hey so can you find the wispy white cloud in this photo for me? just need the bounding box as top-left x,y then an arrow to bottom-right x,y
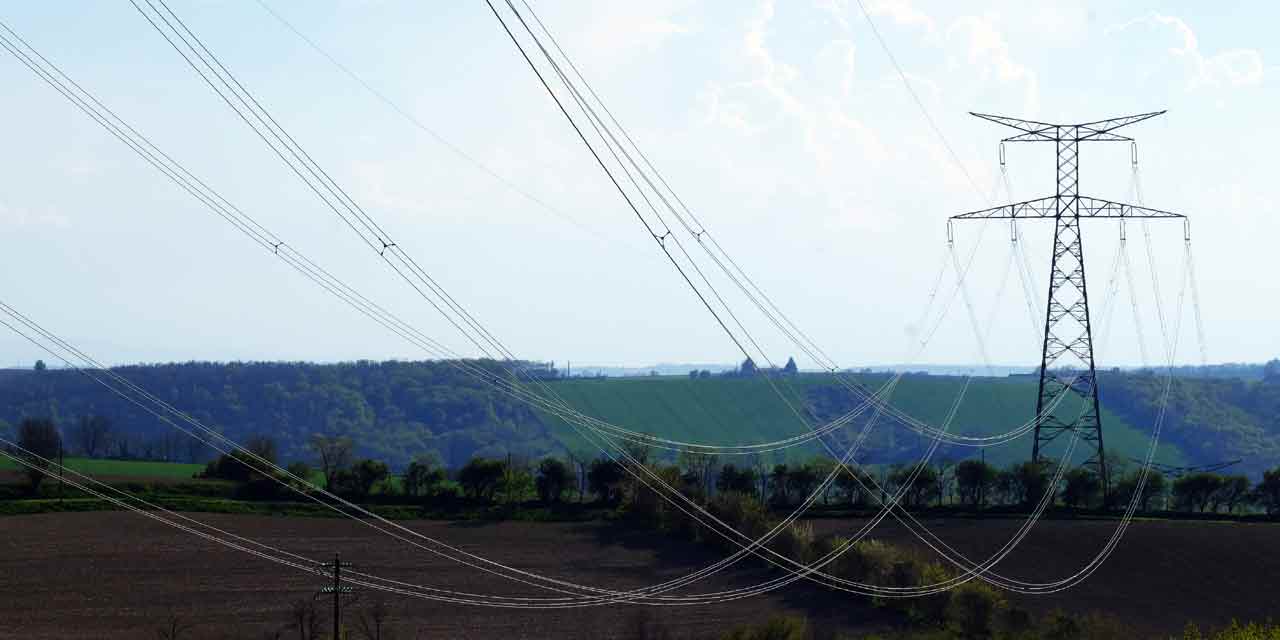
946,14 -> 1040,116
0,201 -> 70,229
1107,13 -> 1264,90
864,0 -> 937,36
576,1 -> 696,65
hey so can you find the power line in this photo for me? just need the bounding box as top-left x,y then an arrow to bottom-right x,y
250,0 -> 628,251
5,3 -> 1197,602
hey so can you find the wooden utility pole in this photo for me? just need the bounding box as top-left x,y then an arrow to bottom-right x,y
318,553 -> 354,639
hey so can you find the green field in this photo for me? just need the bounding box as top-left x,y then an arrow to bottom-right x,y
536,374 -> 1186,470
0,456 -> 203,480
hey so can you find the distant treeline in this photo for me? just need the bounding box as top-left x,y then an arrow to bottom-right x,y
0,359 -> 561,469
2,358 -> 1280,476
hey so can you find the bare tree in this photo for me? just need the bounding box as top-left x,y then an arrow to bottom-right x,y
565,449 -> 589,502
356,596 -> 394,640
154,610 -> 195,640
18,418 -> 61,493
185,437 -> 206,464
112,435 -> 135,460
72,415 -> 112,458
677,451 -> 719,498
309,434 -> 354,489
289,599 -> 320,640
748,453 -> 770,499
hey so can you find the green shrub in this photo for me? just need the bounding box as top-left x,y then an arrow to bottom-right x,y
721,615 -> 811,640
707,491 -> 772,551
1186,620 -> 1280,640
944,581 -> 1006,638
769,521 -> 815,564
900,561 -> 951,625
1040,608 -> 1082,640
841,539 -> 899,589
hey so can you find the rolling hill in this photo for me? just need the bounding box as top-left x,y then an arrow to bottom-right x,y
0,361 -> 1275,474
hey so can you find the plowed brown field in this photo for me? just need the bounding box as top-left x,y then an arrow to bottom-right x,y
2,512 -> 1276,639
807,516 -> 1280,636
0,512 -> 889,639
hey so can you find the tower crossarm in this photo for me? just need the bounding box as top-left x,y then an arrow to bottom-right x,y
970,110 -> 1166,143
970,113 -> 1058,141
1076,196 -> 1184,219
1076,111 -> 1166,138
950,196 -> 1056,220
951,195 -> 1184,220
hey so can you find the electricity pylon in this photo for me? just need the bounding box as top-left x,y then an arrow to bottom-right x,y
949,111 -> 1188,492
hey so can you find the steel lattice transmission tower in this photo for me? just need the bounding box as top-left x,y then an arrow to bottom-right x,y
950,112 -> 1188,491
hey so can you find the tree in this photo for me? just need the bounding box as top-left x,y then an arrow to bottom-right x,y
1172,473 -> 1224,512
787,465 -> 820,505
404,455 -> 446,498
955,460 -> 998,507
587,458 -> 625,504
201,453 -> 253,483
289,598 -> 321,640
459,457 -> 505,501
715,464 -> 758,496
565,449 -> 590,502
1263,358 -> 1280,383
286,462 -> 313,488
739,357 -> 758,377
17,418 -> 61,493
337,459 -> 389,499
992,470 -> 1019,506
354,596 -> 392,640
1061,469 -> 1102,509
33,359 -> 46,372
1114,470 -> 1167,511
244,434 -> 279,466
71,415 -> 112,458
782,357 -> 798,376
834,466 -> 875,506
678,451 -> 718,498
498,457 -> 535,503
535,457 -> 572,503
748,454 -> 771,500
309,434 -> 353,489
1254,467 -> 1280,515
1010,461 -> 1051,508
1213,475 -> 1251,513
154,610 -> 196,640
808,457 -> 838,505
1140,471 -> 1168,511
889,463 -> 939,508
769,464 -> 791,505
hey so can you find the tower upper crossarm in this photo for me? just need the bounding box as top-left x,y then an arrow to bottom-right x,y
970,113 -> 1058,142
970,110 -> 1166,142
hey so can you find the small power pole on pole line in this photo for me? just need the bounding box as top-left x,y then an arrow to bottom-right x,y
317,553 -> 355,639
950,111 -> 1190,495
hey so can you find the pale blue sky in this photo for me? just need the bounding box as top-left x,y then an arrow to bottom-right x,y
0,1 -> 1274,369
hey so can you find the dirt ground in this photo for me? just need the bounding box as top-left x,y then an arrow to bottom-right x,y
2,512 -> 1277,639
0,512 -> 892,640
807,515 -> 1280,636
